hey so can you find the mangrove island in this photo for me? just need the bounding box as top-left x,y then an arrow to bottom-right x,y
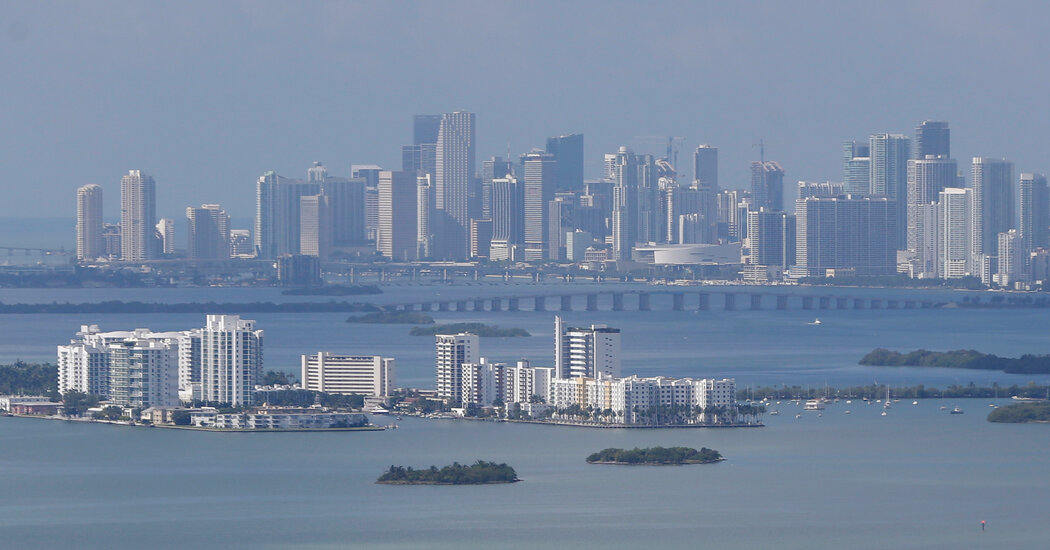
987,402 -> 1050,423
586,446 -> 723,465
859,348 -> 1050,375
377,461 -> 519,485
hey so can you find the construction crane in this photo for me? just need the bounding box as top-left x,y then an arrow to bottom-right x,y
632,136 -> 686,172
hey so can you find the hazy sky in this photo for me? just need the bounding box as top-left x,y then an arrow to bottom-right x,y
3,0 -> 1049,223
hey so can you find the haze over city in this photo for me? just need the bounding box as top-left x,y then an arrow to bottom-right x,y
4,0 -> 1050,219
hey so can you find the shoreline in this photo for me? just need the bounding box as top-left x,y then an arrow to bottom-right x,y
3,414 -> 385,433
376,479 -> 520,485
587,458 -> 726,466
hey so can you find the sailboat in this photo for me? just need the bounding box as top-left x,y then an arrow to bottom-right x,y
808,318 -> 822,325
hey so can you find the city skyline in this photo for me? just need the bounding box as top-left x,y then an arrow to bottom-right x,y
4,2 -> 1050,220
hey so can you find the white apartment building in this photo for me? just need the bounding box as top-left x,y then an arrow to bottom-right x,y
57,326 -> 183,408
460,359 -> 506,407
190,411 -> 366,429
548,376 -> 736,424
301,352 -> 395,397
435,333 -> 479,403
504,361 -> 553,404
199,315 -> 263,407
554,316 -> 621,379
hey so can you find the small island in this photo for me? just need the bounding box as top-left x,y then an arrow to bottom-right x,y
377,461 -> 519,485
282,285 -> 381,296
347,311 -> 435,324
987,402 -> 1050,423
408,322 -> 530,337
859,348 -> 1050,375
586,446 -> 723,465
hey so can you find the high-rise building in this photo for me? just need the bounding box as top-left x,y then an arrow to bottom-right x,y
76,184 -> 103,261
300,352 -> 395,397
435,332 -> 479,404
254,171 -> 319,259
636,154 -> 660,244
108,333 -> 180,408
186,204 -> 230,259
229,229 -> 253,257
548,194 -> 575,260
798,181 -> 845,199
413,114 -> 441,145
750,161 -> 784,212
376,171 -> 418,261
554,316 -> 621,379
521,150 -> 557,260
434,111 -> 475,259
937,187 -> 973,279
746,209 -> 795,271
156,218 -> 175,255
693,145 -> 718,189
842,140 -> 871,196
311,163 -> 367,248
915,121 -> 950,158
970,157 -> 1014,264
489,175 -> 523,261
546,133 -> 584,191
1019,173 -> 1049,254
995,230 -> 1024,287
869,133 -> 910,248
611,147 -> 639,261
794,196 -> 898,277
481,156 -> 512,220
307,161 -> 327,183
120,170 -> 157,261
199,315 -> 263,407
416,174 -> 433,259
666,186 -> 700,244
907,155 -> 957,253
299,195 -> 331,260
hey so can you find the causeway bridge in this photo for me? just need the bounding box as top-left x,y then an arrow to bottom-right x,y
377,289 -> 942,313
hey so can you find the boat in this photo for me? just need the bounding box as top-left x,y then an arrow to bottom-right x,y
950,407 -> 964,415
808,318 -> 822,325
844,410 -> 851,414
881,410 -> 887,416
804,399 -> 825,411
795,414 -> 802,419
912,401 -> 918,405
370,406 -> 390,415
939,405 -> 947,411
769,410 -> 780,416
883,387 -> 891,409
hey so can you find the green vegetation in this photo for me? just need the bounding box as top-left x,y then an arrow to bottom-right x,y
988,402 -> 1050,423
260,370 -> 297,386
62,391 -> 101,417
0,361 -> 58,396
377,461 -> 519,485
408,322 -> 530,337
92,406 -> 125,421
346,311 -> 435,324
860,348 -> 1050,374
282,285 -> 381,296
252,388 -> 366,409
586,446 -> 723,465
741,382 -> 1050,401
171,410 -> 193,426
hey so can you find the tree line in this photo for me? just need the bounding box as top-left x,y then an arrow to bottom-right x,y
377,461 -> 518,484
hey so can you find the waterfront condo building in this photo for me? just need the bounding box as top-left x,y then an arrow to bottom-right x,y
120,169 -> 157,261
434,333 -> 479,404
199,315 -> 263,407
301,352 -> 395,397
554,316 -> 621,379
76,184 -> 104,261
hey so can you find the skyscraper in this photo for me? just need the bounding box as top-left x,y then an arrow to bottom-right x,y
413,114 -> 441,145
750,161 -> 784,212
548,194 -> 575,260
693,145 -> 718,189
842,140 -> 871,196
299,194 -> 331,260
521,150 -> 557,260
434,111 -> 475,259
553,316 -> 621,379
120,169 -> 157,261
186,204 -> 230,259
199,315 -> 263,407
746,209 -> 795,271
489,175 -> 523,261
435,332 -> 479,404
907,155 -> 957,253
76,184 -> 103,261
869,133 -> 910,248
970,157 -> 1014,268
156,218 -> 175,255
546,133 -> 584,191
915,121 -> 950,158
1019,173 -> 1049,254
481,156 -> 512,220
377,171 -> 418,261
417,174 -> 433,259
254,172 -> 319,259
937,187 -> 972,279
610,147 -> 639,261
795,196 -> 897,277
